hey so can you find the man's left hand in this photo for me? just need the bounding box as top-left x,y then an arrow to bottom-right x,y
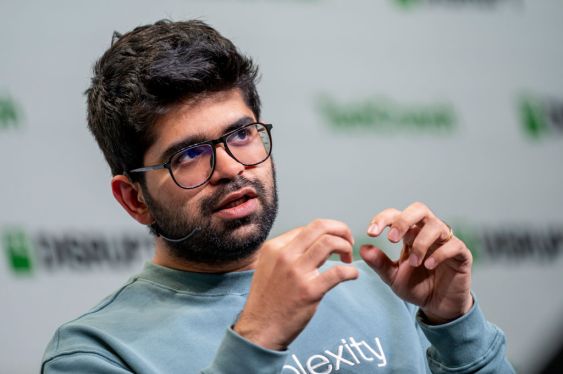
360,202 -> 473,324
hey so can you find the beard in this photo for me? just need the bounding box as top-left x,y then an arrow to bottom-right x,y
142,169 -> 278,266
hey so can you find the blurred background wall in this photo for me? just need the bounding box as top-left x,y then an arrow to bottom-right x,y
1,0 -> 562,372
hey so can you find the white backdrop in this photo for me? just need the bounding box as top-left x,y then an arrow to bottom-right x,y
1,0 -> 562,372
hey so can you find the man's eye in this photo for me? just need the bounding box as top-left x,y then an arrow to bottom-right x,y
175,146 -> 210,165
235,128 -> 250,140
229,127 -> 255,145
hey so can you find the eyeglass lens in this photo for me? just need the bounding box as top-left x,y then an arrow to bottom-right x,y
169,123 -> 271,188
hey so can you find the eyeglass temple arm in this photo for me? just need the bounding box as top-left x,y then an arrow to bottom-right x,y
128,164 -> 168,173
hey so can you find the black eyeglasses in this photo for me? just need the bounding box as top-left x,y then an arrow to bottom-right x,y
128,122 -> 273,189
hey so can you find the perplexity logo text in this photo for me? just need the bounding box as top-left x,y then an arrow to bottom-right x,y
283,336 -> 386,373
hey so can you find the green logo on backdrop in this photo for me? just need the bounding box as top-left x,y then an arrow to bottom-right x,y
2,226 -> 155,278
317,95 -> 457,134
392,0 -> 518,9
0,95 -> 22,130
3,229 -> 34,274
452,224 -> 481,264
519,96 -> 563,139
394,0 -> 421,8
449,223 -> 563,264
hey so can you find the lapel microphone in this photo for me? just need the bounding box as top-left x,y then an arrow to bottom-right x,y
151,223 -> 201,243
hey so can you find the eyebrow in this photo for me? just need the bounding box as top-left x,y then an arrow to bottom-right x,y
159,116 -> 256,163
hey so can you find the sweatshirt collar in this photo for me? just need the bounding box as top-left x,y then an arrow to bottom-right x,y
135,261 -> 254,295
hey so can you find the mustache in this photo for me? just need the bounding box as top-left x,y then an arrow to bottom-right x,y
199,175 -> 267,215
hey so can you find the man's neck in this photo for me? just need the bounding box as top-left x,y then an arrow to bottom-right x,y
152,244 -> 258,273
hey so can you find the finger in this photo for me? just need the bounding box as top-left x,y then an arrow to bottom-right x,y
367,208 -> 401,237
359,244 -> 397,286
266,227 -> 304,251
387,202 -> 433,243
316,265 -> 359,295
399,243 -> 411,263
258,227 -> 305,267
301,234 -> 354,268
409,218 -> 445,267
403,224 -> 422,247
423,237 -> 473,271
292,219 -> 354,253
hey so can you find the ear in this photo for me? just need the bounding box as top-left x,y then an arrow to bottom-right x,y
111,175 -> 153,225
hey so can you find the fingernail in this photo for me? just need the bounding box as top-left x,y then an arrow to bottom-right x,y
425,257 -> 436,270
409,254 -> 419,267
388,228 -> 400,242
368,224 -> 379,235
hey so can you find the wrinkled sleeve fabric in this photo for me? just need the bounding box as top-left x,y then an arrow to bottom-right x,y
415,298 -> 515,373
42,352 -> 133,373
44,328 -> 287,374
202,327 -> 289,374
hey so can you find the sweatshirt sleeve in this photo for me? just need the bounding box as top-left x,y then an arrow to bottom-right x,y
202,327 -> 289,374
415,297 -> 515,373
44,327 -> 288,374
42,351 -> 133,373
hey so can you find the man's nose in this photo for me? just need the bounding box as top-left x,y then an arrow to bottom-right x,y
208,145 -> 245,185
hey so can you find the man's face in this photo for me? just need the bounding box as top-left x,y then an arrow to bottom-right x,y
140,89 -> 278,265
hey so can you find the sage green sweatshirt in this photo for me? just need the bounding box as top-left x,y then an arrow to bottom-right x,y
42,261 -> 515,373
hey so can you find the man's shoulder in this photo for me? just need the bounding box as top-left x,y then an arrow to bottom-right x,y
42,276 -> 150,364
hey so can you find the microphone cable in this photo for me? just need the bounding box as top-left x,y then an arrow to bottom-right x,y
151,223 -> 201,243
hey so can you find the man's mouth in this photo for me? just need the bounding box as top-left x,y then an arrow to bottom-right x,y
213,187 -> 259,219
222,195 -> 251,209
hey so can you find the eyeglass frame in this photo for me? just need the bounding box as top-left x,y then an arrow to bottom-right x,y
126,122 -> 273,189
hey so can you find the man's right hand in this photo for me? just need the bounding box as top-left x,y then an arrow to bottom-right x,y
233,219 -> 359,351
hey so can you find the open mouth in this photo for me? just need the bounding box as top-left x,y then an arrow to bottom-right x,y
221,195 -> 251,210
214,188 -> 258,212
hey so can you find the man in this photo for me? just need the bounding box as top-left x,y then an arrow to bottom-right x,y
42,20 -> 514,373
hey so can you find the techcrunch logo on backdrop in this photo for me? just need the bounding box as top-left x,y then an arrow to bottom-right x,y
2,228 -> 153,276
453,224 -> 563,263
393,0 -> 520,8
519,95 -> 563,140
5,224 -> 562,277
317,95 -> 457,134
0,94 -> 22,130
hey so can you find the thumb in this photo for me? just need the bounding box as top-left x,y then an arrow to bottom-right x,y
360,244 -> 396,286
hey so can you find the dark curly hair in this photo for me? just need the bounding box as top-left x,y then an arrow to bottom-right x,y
86,19 -> 261,177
